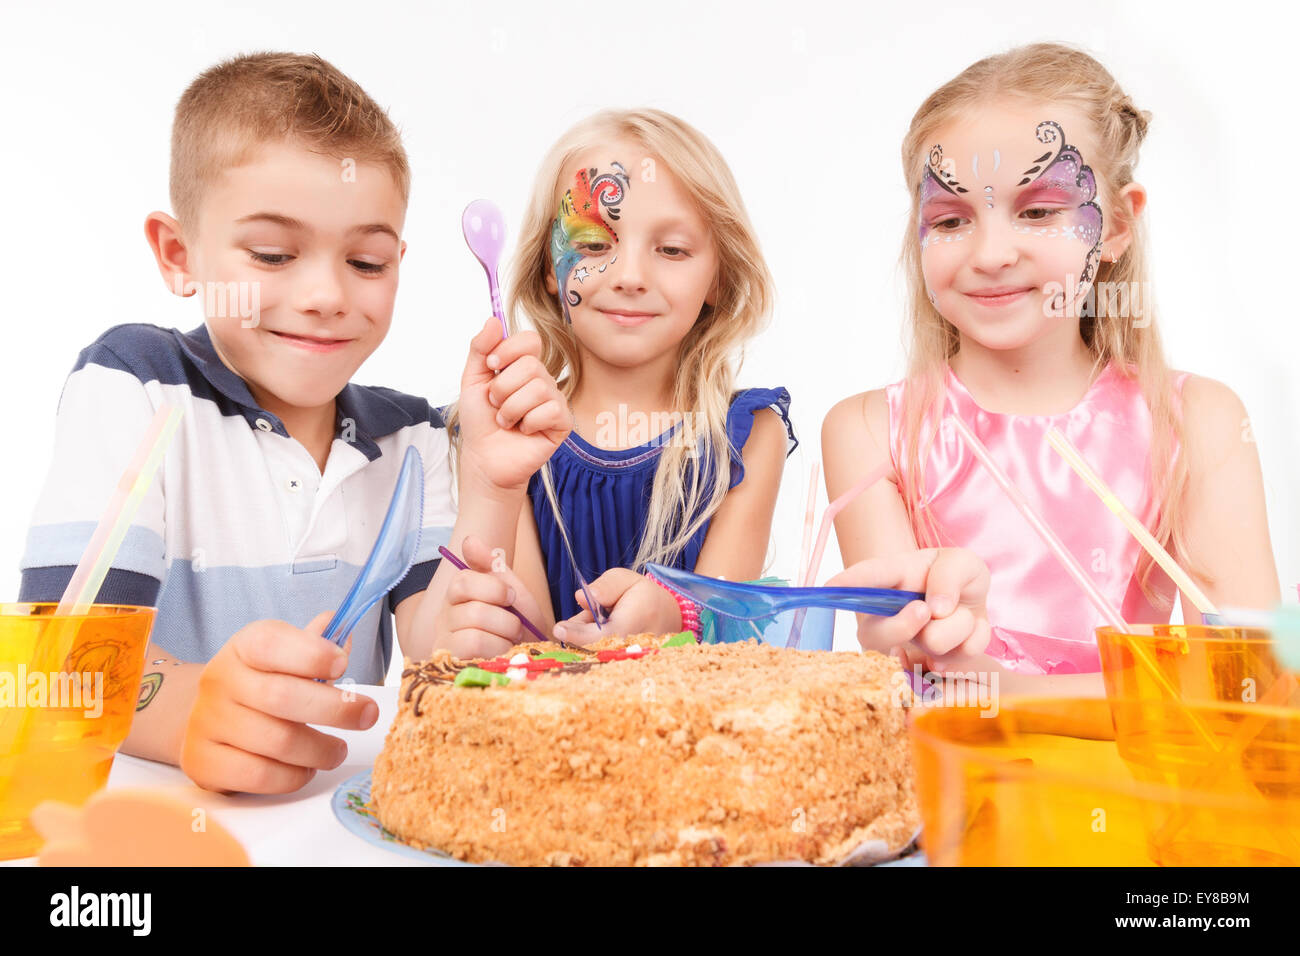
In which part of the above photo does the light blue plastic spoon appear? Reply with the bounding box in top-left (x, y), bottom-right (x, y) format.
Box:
top-left (646, 563), bottom-right (923, 621)
top-left (323, 445), bottom-right (425, 647)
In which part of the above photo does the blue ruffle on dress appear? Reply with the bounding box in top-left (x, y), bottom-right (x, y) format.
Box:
top-left (528, 387), bottom-right (797, 621)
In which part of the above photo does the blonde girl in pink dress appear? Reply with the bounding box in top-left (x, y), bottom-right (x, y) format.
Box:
top-left (823, 43), bottom-right (1278, 696)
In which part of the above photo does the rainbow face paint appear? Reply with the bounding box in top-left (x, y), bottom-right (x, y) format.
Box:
top-left (550, 161), bottom-right (631, 322)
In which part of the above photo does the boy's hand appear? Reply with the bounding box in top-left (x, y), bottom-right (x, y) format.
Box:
top-left (458, 318), bottom-right (571, 495)
top-left (180, 612), bottom-right (378, 795)
top-left (553, 568), bottom-right (682, 647)
top-left (826, 547), bottom-right (991, 659)
top-left (434, 535), bottom-right (549, 659)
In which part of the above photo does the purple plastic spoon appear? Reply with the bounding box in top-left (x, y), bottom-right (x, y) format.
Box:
top-left (462, 200), bottom-right (509, 338)
top-left (460, 199), bottom-right (609, 629)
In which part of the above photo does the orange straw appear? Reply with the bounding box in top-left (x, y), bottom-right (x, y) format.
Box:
top-left (1045, 427), bottom-right (1218, 616)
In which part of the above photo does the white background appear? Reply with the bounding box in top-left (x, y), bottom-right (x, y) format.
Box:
top-left (1, 0), bottom-right (1296, 656)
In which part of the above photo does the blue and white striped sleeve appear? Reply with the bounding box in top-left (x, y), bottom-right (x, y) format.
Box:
top-left (18, 342), bottom-right (168, 607)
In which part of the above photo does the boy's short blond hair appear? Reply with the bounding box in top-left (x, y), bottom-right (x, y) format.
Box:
top-left (170, 51), bottom-right (410, 230)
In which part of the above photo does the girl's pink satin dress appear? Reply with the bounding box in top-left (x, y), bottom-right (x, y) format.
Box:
top-left (886, 362), bottom-right (1182, 674)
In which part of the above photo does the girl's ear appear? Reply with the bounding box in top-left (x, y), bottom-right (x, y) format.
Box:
top-left (544, 263), bottom-right (558, 296)
top-left (1101, 182), bottom-right (1147, 261)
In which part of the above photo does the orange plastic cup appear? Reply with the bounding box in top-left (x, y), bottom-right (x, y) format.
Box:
top-left (910, 696), bottom-right (1300, 866)
top-left (0, 603), bottom-right (156, 860)
top-left (1097, 624), bottom-right (1297, 708)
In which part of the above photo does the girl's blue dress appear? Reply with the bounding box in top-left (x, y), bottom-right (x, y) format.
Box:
top-left (528, 387), bottom-right (796, 621)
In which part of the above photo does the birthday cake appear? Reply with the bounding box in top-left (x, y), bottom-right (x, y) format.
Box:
top-left (370, 635), bottom-right (919, 866)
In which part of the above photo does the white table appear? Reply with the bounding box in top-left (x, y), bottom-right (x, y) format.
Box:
top-left (6, 684), bottom-right (419, 867)
top-left (7, 681), bottom-right (928, 867)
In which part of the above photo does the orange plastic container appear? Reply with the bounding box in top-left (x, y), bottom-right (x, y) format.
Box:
top-left (910, 696), bottom-right (1300, 866)
top-left (1097, 623), bottom-right (1298, 708)
top-left (0, 603), bottom-right (155, 859)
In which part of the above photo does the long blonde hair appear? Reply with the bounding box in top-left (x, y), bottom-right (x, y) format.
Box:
top-left (898, 43), bottom-right (1193, 599)
top-left (511, 108), bottom-right (775, 570)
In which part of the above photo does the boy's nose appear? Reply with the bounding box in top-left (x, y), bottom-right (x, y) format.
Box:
top-left (295, 258), bottom-right (349, 318)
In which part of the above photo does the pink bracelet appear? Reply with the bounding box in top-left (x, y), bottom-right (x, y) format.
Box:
top-left (654, 576), bottom-right (701, 639)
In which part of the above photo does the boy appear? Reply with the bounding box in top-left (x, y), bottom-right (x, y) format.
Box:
top-left (19, 53), bottom-right (567, 794)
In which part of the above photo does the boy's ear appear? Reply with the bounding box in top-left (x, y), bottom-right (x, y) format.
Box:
top-left (1101, 182), bottom-right (1147, 261)
top-left (144, 212), bottom-right (194, 297)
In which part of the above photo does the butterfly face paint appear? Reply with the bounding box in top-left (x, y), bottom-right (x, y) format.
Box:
top-left (1009, 121), bottom-right (1103, 302)
top-left (550, 162), bottom-right (631, 322)
top-left (918, 119), bottom-right (1104, 313)
top-left (919, 144), bottom-right (975, 250)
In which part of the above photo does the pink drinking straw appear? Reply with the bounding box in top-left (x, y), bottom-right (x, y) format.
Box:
top-left (947, 416), bottom-right (1128, 629)
top-left (785, 462), bottom-right (889, 649)
top-left (796, 461), bottom-right (820, 588)
top-left (800, 462), bottom-right (890, 588)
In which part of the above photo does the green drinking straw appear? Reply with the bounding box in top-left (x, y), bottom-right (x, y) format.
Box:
top-left (55, 404), bottom-right (183, 616)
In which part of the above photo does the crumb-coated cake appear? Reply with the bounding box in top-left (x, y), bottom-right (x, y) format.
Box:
top-left (370, 635), bottom-right (919, 866)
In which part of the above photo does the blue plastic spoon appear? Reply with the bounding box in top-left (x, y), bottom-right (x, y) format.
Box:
top-left (646, 563), bottom-right (922, 622)
top-left (324, 445), bottom-right (425, 647)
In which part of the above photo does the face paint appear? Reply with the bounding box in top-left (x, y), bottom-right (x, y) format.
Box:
top-left (550, 162), bottom-right (631, 322)
top-left (919, 147), bottom-right (959, 248)
top-left (918, 121), bottom-right (1103, 308)
top-left (968, 148), bottom-right (1002, 182)
top-left (918, 145), bottom-right (975, 250)
top-left (1010, 121), bottom-right (1103, 301)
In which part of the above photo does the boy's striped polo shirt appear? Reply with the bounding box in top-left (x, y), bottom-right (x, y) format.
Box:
top-left (19, 323), bottom-right (457, 684)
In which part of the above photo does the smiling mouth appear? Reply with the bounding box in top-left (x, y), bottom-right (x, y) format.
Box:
top-left (964, 287), bottom-right (1035, 306)
top-left (268, 330), bottom-right (355, 352)
top-left (599, 309), bottom-right (657, 327)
